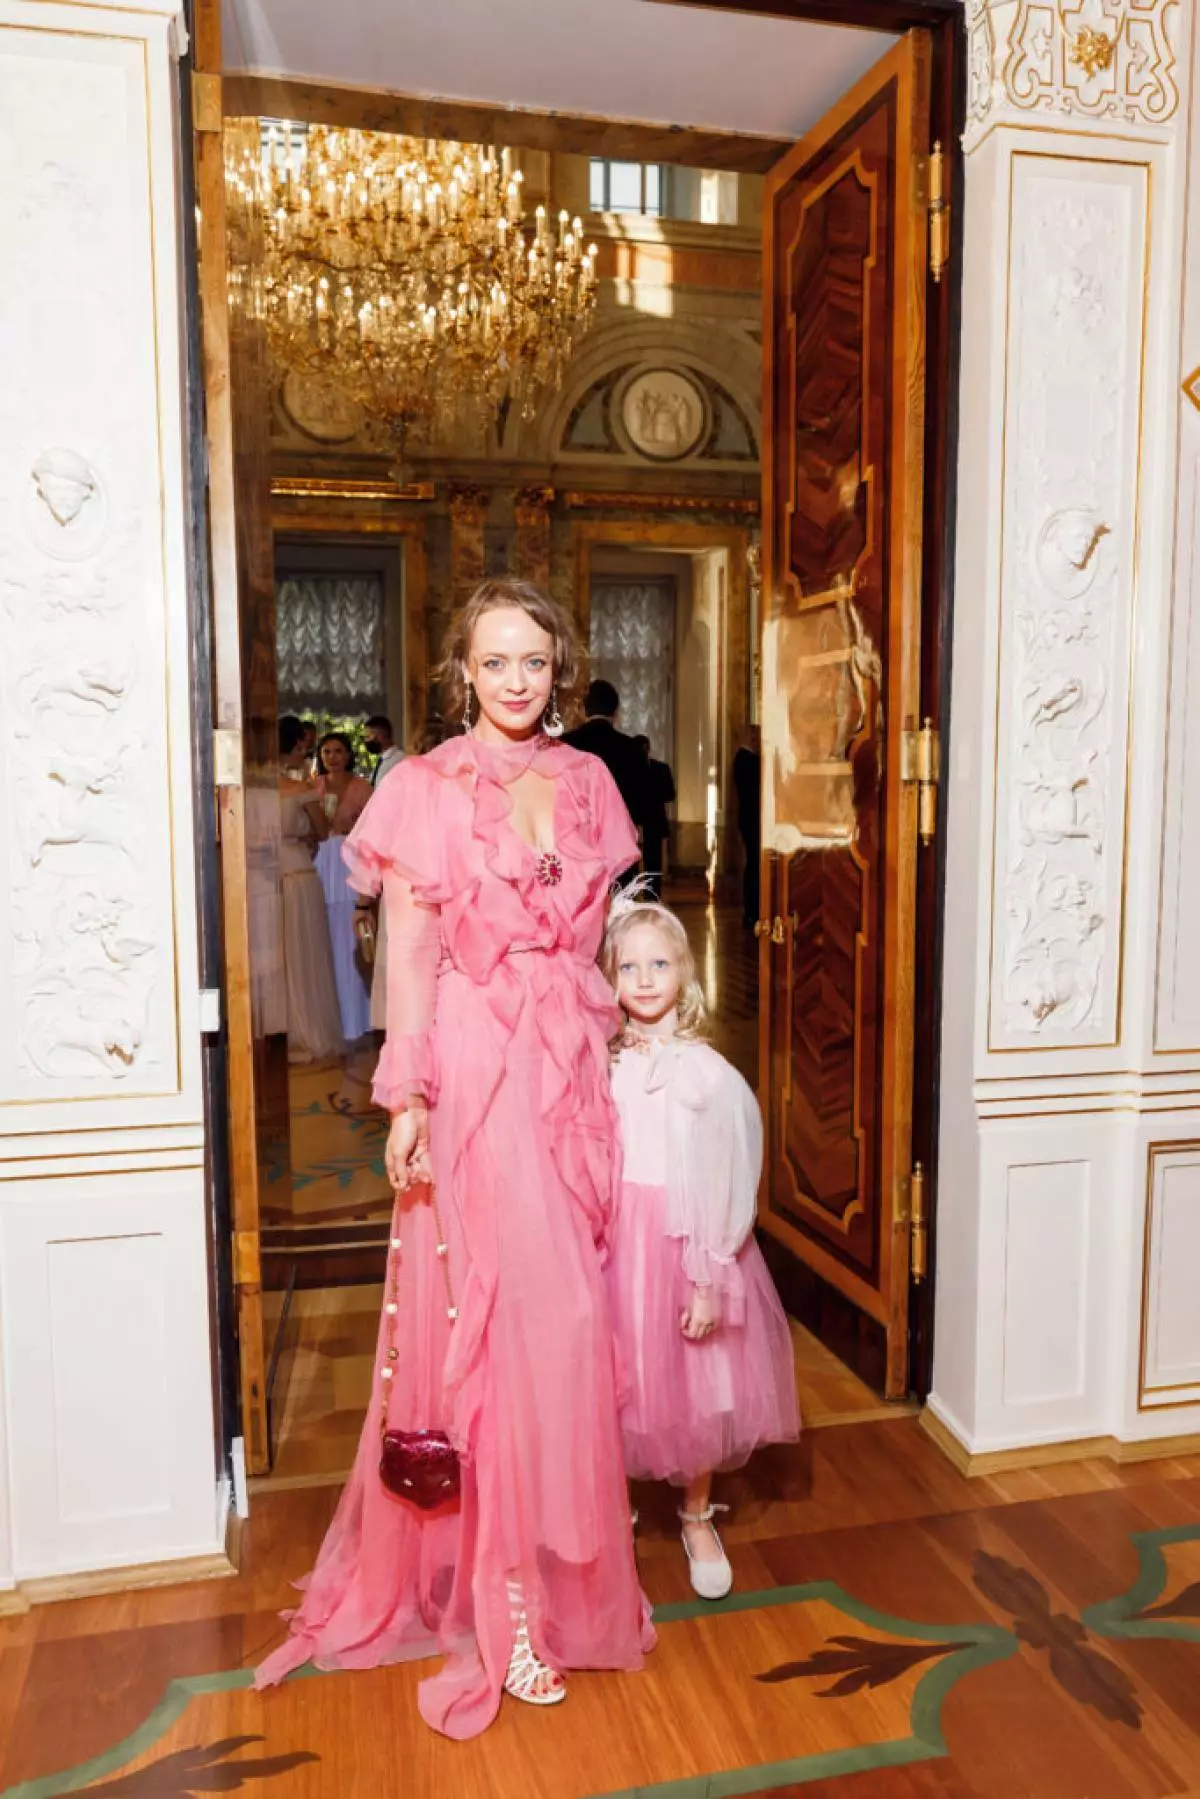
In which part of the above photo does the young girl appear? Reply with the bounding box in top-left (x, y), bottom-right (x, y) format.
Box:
top-left (603, 897), bottom-right (800, 1599)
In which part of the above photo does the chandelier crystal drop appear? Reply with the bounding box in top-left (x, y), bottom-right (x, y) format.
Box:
top-left (227, 123), bottom-right (599, 465)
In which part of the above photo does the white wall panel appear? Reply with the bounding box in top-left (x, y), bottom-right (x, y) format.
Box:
top-left (49, 1233), bottom-right (170, 1523)
top-left (1141, 1146), bottom-right (1200, 1409)
top-left (0, 13), bottom-right (200, 1138)
top-left (2, 1169), bottom-right (216, 1576)
top-left (987, 157), bottom-right (1145, 1053)
top-left (1002, 1160), bottom-right (1089, 1408)
top-left (0, 0), bottom-right (217, 1589)
top-left (933, 0), bottom-right (1197, 1460)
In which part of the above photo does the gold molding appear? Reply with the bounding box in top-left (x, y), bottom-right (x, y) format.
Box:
top-left (270, 477), bottom-right (434, 503)
top-left (565, 490), bottom-right (759, 514)
top-left (1182, 365), bottom-right (1200, 414)
top-left (920, 1404), bottom-right (1200, 1478)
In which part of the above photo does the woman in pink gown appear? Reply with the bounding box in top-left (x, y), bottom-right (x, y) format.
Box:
top-left (256, 580), bottom-right (654, 1736)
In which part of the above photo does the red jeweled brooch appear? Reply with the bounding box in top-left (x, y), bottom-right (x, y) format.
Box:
top-left (535, 850), bottom-right (564, 887)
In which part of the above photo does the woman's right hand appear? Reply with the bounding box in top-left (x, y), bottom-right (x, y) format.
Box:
top-left (385, 1102), bottom-right (432, 1192)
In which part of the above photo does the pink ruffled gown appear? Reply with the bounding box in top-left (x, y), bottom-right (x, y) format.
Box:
top-left (255, 735), bottom-right (655, 1738)
top-left (607, 1040), bottom-right (800, 1485)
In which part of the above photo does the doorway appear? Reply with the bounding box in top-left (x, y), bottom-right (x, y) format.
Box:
top-left (196, 8), bottom-right (958, 1478)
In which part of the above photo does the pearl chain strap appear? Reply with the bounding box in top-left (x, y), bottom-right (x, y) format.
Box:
top-left (378, 1185), bottom-right (458, 1438)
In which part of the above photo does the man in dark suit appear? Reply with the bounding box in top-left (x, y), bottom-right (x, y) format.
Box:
top-left (633, 734), bottom-right (675, 898)
top-left (732, 725), bottom-right (762, 929)
top-left (566, 680), bottom-right (645, 880)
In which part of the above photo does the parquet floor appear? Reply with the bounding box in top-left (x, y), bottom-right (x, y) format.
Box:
top-left (3, 1425), bottom-right (1200, 1797)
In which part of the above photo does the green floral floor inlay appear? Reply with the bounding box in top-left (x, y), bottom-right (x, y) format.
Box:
top-left (4, 1528), bottom-right (1198, 1799)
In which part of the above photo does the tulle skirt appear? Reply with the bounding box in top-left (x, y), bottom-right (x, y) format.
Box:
top-left (282, 866), bottom-right (345, 1064)
top-left (607, 1181), bottom-right (800, 1486)
top-left (316, 835), bottom-right (373, 1041)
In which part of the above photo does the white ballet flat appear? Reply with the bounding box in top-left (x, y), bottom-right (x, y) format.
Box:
top-left (679, 1503), bottom-right (733, 1601)
top-left (504, 1582), bottom-right (566, 1707)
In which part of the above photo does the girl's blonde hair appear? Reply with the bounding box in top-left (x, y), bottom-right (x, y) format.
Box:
top-left (603, 900), bottom-right (708, 1042)
top-left (436, 578), bottom-right (581, 725)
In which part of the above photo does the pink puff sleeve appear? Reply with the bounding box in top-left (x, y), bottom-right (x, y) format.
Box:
top-left (342, 760), bottom-right (445, 1111)
top-left (590, 758), bottom-right (640, 885)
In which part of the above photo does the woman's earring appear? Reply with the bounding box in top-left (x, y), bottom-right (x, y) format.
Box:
top-left (543, 686), bottom-right (564, 739)
top-left (462, 685), bottom-right (475, 735)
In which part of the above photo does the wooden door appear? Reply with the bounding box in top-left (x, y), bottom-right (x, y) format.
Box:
top-left (759, 31), bottom-right (930, 1399)
top-left (193, 2), bottom-right (288, 1474)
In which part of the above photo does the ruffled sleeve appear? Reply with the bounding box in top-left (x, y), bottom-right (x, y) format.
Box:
top-left (342, 759), bottom-right (446, 1111)
top-left (589, 757), bottom-right (640, 885)
top-left (341, 756), bottom-right (448, 902)
top-left (663, 1044), bottom-right (763, 1325)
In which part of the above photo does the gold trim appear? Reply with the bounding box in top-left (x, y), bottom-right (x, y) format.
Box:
top-left (1138, 1138), bottom-right (1200, 1410)
top-left (920, 1405), bottom-right (1200, 1478)
top-left (564, 490), bottom-right (759, 514)
top-left (986, 149), bottom-right (1152, 1055)
top-left (271, 477), bottom-right (434, 502)
top-left (0, 1160), bottom-right (203, 1183)
top-left (1182, 365), bottom-right (1200, 413)
top-left (15, 1550), bottom-right (235, 1608)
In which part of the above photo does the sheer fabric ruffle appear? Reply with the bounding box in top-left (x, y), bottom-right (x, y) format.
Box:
top-left (257, 737), bottom-right (653, 1738)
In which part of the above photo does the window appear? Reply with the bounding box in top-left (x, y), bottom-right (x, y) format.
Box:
top-left (589, 160), bottom-right (664, 218)
top-left (275, 572), bottom-right (386, 720)
top-left (589, 577), bottom-right (676, 757)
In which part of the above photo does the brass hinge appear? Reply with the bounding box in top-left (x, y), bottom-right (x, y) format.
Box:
top-left (928, 141), bottom-right (949, 284)
top-left (192, 71), bottom-right (223, 135)
top-left (232, 1230), bottom-right (261, 1288)
top-left (900, 717), bottom-right (940, 845)
top-left (910, 1163), bottom-right (928, 1285)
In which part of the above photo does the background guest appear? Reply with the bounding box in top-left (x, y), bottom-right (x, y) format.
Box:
top-left (299, 718), bottom-right (319, 778)
top-left (565, 679), bottom-right (645, 881)
top-left (732, 725), bottom-right (762, 930)
top-left (277, 717), bottom-right (344, 1064)
top-left (312, 732), bottom-right (373, 1042)
top-left (634, 734), bottom-right (675, 898)
top-left (364, 714), bottom-right (405, 787)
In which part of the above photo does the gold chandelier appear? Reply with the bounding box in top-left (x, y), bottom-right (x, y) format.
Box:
top-left (228, 123), bottom-right (598, 466)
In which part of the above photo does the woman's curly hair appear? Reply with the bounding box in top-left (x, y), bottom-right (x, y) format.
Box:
top-left (436, 578), bottom-right (581, 725)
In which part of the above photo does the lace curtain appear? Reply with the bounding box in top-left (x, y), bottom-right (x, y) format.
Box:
top-left (589, 578), bottom-right (675, 760)
top-left (276, 574), bottom-right (386, 717)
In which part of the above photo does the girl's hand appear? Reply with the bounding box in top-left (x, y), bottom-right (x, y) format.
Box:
top-left (680, 1284), bottom-right (720, 1341)
top-left (385, 1102), bottom-right (432, 1192)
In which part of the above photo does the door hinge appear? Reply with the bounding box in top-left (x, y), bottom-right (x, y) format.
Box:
top-left (928, 141), bottom-right (950, 284)
top-left (232, 1230), bottom-right (261, 1288)
top-left (900, 718), bottom-right (940, 845)
top-left (192, 71), bottom-right (223, 135)
top-left (910, 1163), bottom-right (928, 1285)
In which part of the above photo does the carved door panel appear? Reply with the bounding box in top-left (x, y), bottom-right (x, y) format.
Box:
top-left (760, 31), bottom-right (929, 1398)
top-left (193, 3), bottom-right (287, 1475)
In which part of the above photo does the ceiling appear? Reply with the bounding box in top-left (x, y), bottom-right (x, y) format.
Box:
top-left (219, 0), bottom-right (896, 142)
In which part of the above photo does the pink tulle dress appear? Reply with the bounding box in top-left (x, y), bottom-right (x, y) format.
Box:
top-left (255, 734), bottom-right (655, 1737)
top-left (607, 1039), bottom-right (800, 1486)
